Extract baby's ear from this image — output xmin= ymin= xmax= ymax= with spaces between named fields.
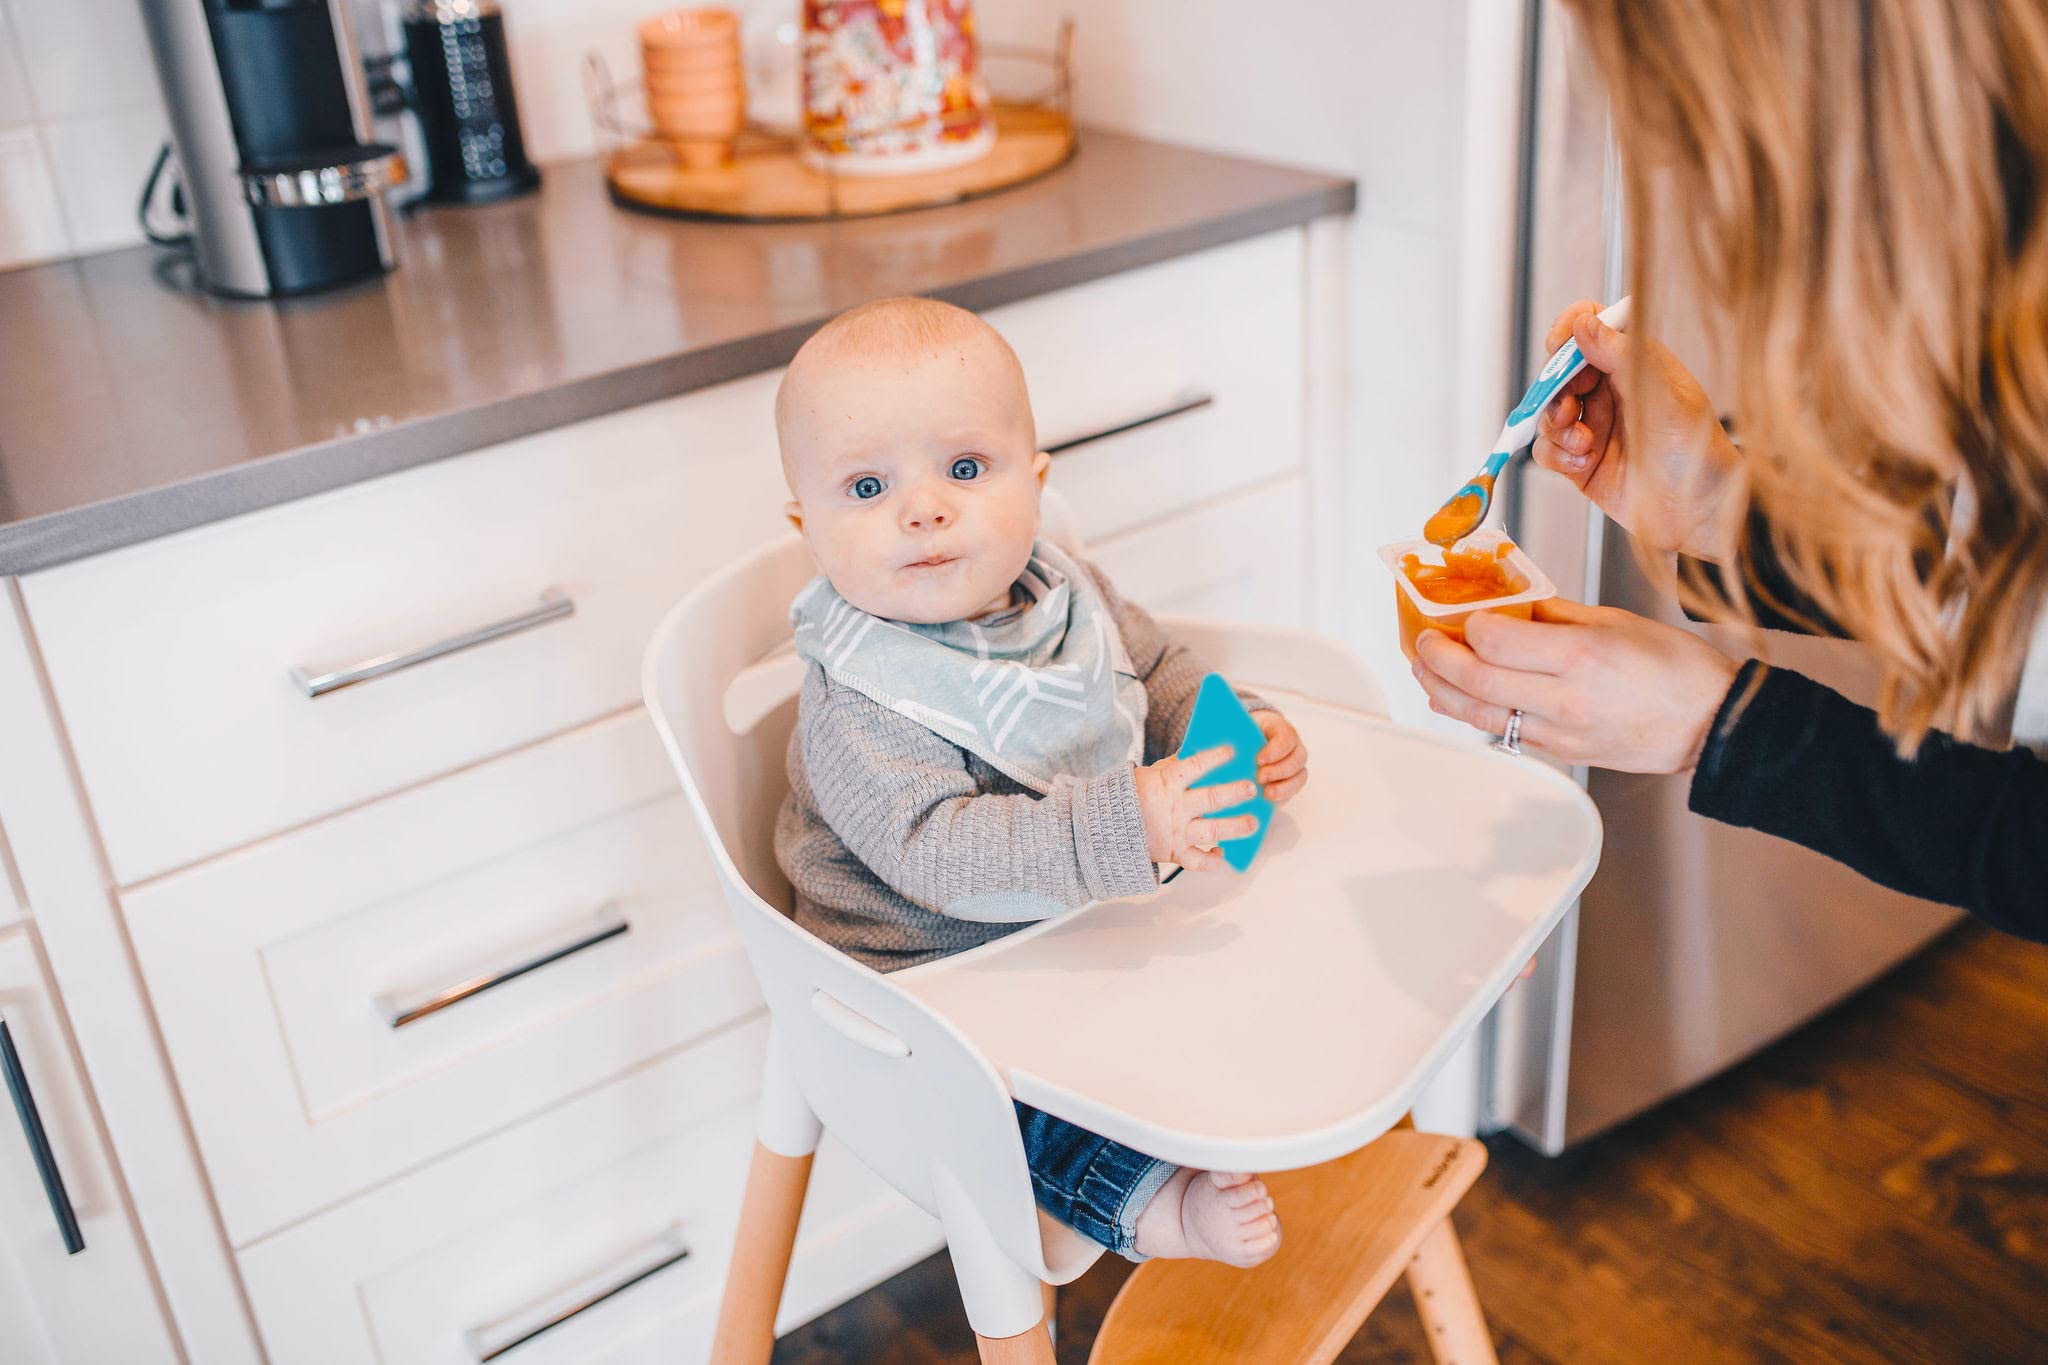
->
xmin=783 ymin=498 xmax=805 ymax=532
xmin=1032 ymin=450 xmax=1051 ymax=486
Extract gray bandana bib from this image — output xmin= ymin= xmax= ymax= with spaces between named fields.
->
xmin=790 ymin=539 xmax=1148 ymax=793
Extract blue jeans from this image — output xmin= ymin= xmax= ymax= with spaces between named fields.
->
xmin=1015 ymin=1103 xmax=1177 ymax=1260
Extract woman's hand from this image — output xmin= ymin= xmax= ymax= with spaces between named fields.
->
xmin=1411 ymin=598 xmax=1743 ymax=774
xmin=1250 ymin=709 xmax=1308 ymax=805
xmin=1533 ymin=300 xmax=1747 ymax=563
xmin=1135 ymin=746 xmax=1261 ymax=870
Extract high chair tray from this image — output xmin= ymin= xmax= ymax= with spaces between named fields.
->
xmin=898 ymin=694 xmax=1602 ymax=1172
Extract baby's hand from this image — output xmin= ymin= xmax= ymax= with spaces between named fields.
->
xmin=1135 ymin=745 xmax=1260 ymax=871
xmin=1251 ymin=710 xmax=1308 ymax=806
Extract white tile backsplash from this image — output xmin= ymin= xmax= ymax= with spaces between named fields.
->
xmin=0 ymin=0 xmax=166 ymax=266
xmin=41 ymin=107 xmax=170 ymax=254
xmin=0 ymin=126 xmax=71 ymax=269
xmin=0 ymin=3 xmax=37 ymax=128
xmin=4 ymin=0 xmax=162 ymax=122
xmin=0 ymin=0 xmax=798 ymax=267
xmin=979 ymin=1 xmax=1466 ymax=231
xmin=503 ymin=5 xmax=642 ymax=165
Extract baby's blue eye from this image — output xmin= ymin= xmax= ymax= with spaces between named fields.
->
xmin=852 ymin=476 xmax=884 ymax=500
xmin=950 ymin=457 xmax=984 ymax=481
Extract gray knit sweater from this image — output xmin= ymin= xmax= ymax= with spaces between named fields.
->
xmin=774 ymin=558 xmax=1262 ymax=971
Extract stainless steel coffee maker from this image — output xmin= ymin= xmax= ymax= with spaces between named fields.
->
xmin=139 ymin=0 xmax=402 ymax=298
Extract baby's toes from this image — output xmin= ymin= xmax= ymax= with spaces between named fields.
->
xmin=1237 ymin=1216 xmax=1282 ymax=1265
xmin=1206 ymin=1170 xmax=1257 ymax=1191
xmin=1217 ymin=1176 xmax=1271 ymax=1210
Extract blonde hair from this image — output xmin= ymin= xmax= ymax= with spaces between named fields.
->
xmin=1565 ymin=0 xmax=2048 ymax=749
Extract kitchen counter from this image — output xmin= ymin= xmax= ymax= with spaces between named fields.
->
xmin=0 ymin=131 xmax=1352 ymax=575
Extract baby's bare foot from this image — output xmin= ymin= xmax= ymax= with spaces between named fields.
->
xmin=1132 ymin=1169 xmax=1281 ymax=1267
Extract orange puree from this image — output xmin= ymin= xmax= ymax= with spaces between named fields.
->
xmin=1401 ymin=540 xmax=1522 ymax=604
xmin=1395 ymin=539 xmax=1533 ymax=662
xmin=1423 ymin=474 xmax=1495 ymax=546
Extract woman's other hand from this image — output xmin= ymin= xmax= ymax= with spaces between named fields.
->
xmin=1411 ymin=598 xmax=1742 ymax=774
xmin=1532 ymin=300 xmax=1747 ymax=563
xmin=1250 ymin=709 xmax=1308 ymax=805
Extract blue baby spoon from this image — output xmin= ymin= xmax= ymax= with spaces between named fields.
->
xmin=1425 ymin=296 xmax=1632 ymax=546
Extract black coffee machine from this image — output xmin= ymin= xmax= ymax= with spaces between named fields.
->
xmin=139 ymin=0 xmax=401 ymax=298
xmin=400 ymin=0 xmax=542 ymax=205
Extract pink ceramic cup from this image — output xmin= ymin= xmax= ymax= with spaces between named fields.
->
xmin=639 ymin=6 xmax=745 ymax=166
xmin=644 ymin=65 xmax=744 ymax=97
xmin=638 ymin=7 xmax=738 ymax=49
xmin=641 ymin=37 xmax=740 ymax=74
xmin=649 ymin=91 xmax=745 ymax=130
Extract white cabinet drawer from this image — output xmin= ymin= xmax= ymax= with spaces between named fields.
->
xmin=993 ymin=230 xmax=1306 ymax=545
xmin=1087 ymin=476 xmax=1310 ymax=628
xmin=21 ymin=369 xmax=789 ymax=884
xmin=237 ymin=1018 xmax=941 ymax=1365
xmin=121 ymin=708 xmax=762 ymax=1244
xmin=0 ymin=927 xmax=178 ymax=1364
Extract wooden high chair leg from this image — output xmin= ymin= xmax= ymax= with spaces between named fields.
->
xmin=1404 ymin=1217 xmax=1496 ymax=1365
xmin=974 ymin=1279 xmax=1056 ymax=1359
xmin=710 ymin=1141 xmax=816 ymax=1364
xmin=935 ymin=1174 xmax=1056 ymax=1364
xmin=975 ymin=1321 xmax=1056 ymax=1364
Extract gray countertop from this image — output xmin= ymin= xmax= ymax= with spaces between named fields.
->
xmin=0 ymin=129 xmax=1352 ymax=575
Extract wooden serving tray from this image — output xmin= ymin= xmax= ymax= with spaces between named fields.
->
xmin=604 ymin=102 xmax=1076 ymax=222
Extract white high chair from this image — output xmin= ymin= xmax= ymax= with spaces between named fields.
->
xmin=642 ymin=495 xmax=1602 ymax=1363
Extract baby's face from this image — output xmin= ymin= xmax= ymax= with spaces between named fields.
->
xmin=781 ymin=338 xmax=1049 ymax=623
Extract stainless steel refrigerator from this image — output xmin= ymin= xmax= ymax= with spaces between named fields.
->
xmin=1482 ymin=1 xmax=1963 ymax=1154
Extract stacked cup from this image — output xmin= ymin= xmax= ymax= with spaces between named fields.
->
xmin=640 ymin=7 xmax=746 ymax=170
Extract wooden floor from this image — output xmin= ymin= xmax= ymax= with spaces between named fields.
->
xmin=774 ymin=923 xmax=2048 ymax=1363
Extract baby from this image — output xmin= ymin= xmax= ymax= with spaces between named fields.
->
xmin=771 ymin=297 xmax=1309 ymax=1267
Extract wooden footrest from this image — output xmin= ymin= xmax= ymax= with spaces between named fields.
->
xmin=1089 ymin=1131 xmax=1488 ymax=1365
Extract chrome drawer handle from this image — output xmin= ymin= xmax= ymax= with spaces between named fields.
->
xmin=379 ymin=911 xmax=630 ymax=1029
xmin=1 ymin=1018 xmax=85 ymax=1255
xmin=465 ymin=1226 xmax=691 ymax=1362
xmin=291 ymin=590 xmax=575 ymax=699
xmin=1044 ymin=392 xmax=1216 ymax=457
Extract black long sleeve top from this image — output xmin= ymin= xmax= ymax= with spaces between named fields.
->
xmin=1688 ymin=660 xmax=2048 ymax=942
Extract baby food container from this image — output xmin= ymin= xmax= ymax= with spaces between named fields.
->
xmin=1378 ymin=530 xmax=1558 ymax=662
